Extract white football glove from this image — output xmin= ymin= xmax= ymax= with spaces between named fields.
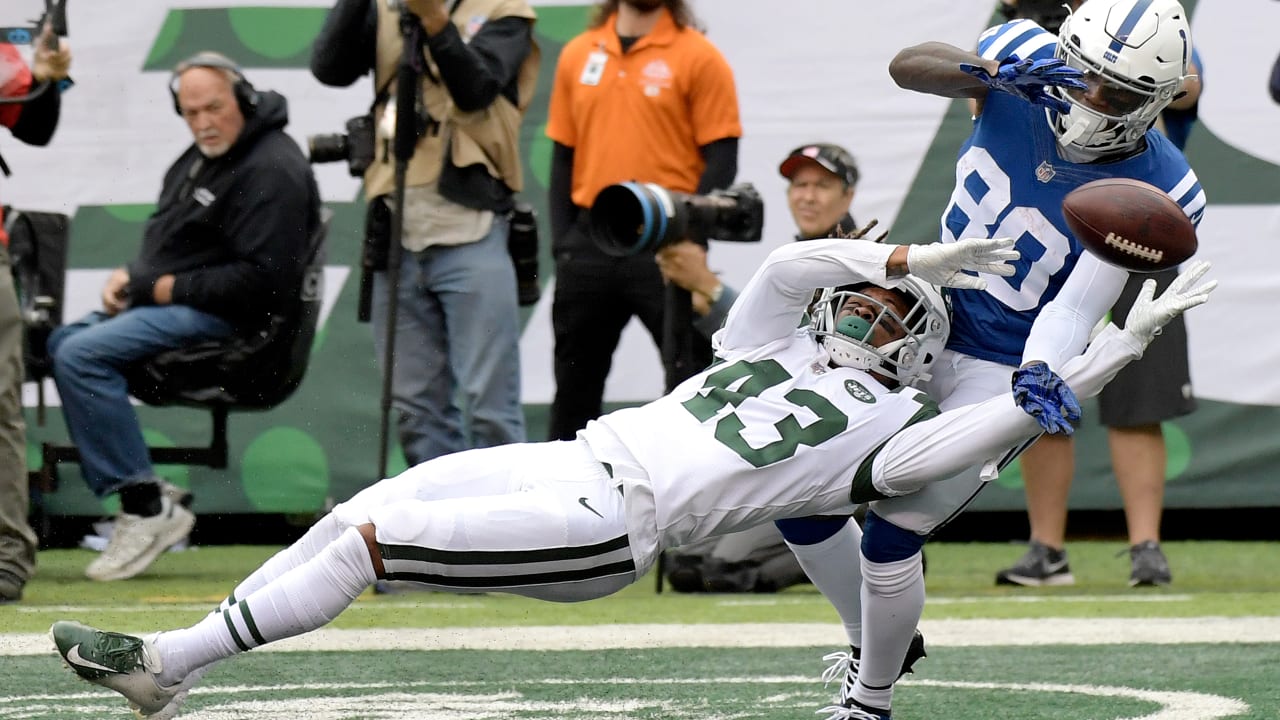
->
xmin=905 ymin=237 xmax=1020 ymax=290
xmin=1123 ymin=259 xmax=1217 ymax=346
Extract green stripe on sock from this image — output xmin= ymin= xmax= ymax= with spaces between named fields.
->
xmin=222 ymin=607 xmax=250 ymax=652
xmin=238 ymin=600 xmax=266 ymax=646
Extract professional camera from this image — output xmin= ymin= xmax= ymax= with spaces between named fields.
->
xmin=588 ymin=182 xmax=764 ymax=257
xmin=508 ymin=202 xmax=542 ymax=306
xmin=308 ymin=114 xmax=376 ymax=177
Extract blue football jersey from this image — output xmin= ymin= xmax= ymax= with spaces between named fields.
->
xmin=941 ymin=21 xmax=1206 ymax=366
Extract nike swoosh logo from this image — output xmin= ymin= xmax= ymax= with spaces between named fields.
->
xmin=578 ymin=497 xmax=603 ymax=519
xmin=65 ymin=644 xmax=120 ymax=674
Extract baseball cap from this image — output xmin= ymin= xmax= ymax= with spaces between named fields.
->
xmin=778 ymin=143 xmax=859 ymax=187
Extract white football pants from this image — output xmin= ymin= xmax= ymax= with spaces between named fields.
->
xmin=332 ymin=439 xmax=638 ymax=602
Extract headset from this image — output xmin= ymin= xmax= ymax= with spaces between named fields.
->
xmin=168 ymin=51 xmax=260 ymax=117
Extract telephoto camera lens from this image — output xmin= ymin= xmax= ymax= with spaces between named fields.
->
xmin=588 ymin=181 xmax=764 ymax=256
xmin=307 ymin=133 xmax=350 ymax=165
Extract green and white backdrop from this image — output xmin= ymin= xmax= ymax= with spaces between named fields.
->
xmin=2 ymin=0 xmax=1275 ymax=517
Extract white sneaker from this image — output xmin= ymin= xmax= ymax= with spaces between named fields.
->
xmin=86 ymin=496 xmax=195 ymax=582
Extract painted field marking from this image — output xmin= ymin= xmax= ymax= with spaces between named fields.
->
xmin=716 ymin=594 xmax=1195 ymax=606
xmin=0 ymin=678 xmax=1249 ymax=720
xmin=4 ymin=617 xmax=1278 ymax=656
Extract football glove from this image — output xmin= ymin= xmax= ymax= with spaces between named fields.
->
xmin=905 ymin=237 xmax=1020 ymax=291
xmin=1012 ymin=361 xmax=1082 ymax=435
xmin=959 ymin=55 xmax=1087 ymax=115
xmin=1123 ymin=259 xmax=1217 ymax=346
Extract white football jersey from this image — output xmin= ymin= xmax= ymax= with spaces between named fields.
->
xmin=585 ymin=329 xmax=938 ymax=548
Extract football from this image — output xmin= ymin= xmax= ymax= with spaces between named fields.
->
xmin=1061 ymin=178 xmax=1197 ymax=273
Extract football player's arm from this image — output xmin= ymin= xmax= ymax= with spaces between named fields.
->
xmin=716 ymin=239 xmax=897 ymax=352
xmin=866 ymin=324 xmax=1146 ymax=500
xmin=889 ymin=42 xmax=994 ymax=100
xmin=1020 ymin=250 xmax=1127 ymax=370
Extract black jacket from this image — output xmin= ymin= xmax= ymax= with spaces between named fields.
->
xmin=127 ymin=91 xmax=321 ymax=328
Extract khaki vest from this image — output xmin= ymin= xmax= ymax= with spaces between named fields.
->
xmin=365 ymin=0 xmax=538 ymax=200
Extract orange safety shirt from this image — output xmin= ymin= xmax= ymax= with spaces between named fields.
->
xmin=547 ymin=9 xmax=742 ymax=209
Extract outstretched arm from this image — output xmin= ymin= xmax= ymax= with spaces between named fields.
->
xmin=889 ymin=42 xmax=996 ymax=99
xmin=864 ymin=262 xmax=1216 ymax=501
xmin=718 ymin=236 xmax=1018 ymax=354
xmin=890 ymin=40 xmax=1085 ymax=115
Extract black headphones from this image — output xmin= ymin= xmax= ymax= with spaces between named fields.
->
xmin=169 ymin=51 xmax=260 ymax=117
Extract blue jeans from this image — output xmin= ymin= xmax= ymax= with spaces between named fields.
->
xmin=48 ymin=307 xmax=234 ymax=498
xmin=371 ymin=216 xmax=525 ymax=466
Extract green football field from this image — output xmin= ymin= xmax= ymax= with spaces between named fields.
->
xmin=3 ymin=541 xmax=1278 ymax=719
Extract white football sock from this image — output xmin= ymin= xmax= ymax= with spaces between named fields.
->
xmin=784 ymin=517 xmax=863 ymax=646
xmin=216 ymin=513 xmax=348 ymax=612
xmin=154 ymin=525 xmax=377 ymax=686
xmin=854 ymin=551 xmax=925 ymax=711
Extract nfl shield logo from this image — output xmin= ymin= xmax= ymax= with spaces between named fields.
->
xmin=1035 ymin=161 xmax=1056 ymax=183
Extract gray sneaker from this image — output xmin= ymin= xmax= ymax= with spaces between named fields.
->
xmin=1128 ymin=540 xmax=1172 ymax=587
xmin=0 ymin=569 xmax=23 ymax=604
xmin=995 ymin=541 xmax=1075 ymax=587
xmin=85 ymin=495 xmax=195 ymax=582
xmin=50 ymin=620 xmax=177 ymax=716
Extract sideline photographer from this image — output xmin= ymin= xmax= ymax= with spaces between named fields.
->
xmin=0 ymin=19 xmax=71 ymax=603
xmin=310 ymin=0 xmax=538 ymax=467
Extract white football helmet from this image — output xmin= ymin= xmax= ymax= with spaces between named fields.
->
xmin=809 ymin=277 xmax=950 ymax=388
xmin=1049 ymin=0 xmax=1192 ymax=161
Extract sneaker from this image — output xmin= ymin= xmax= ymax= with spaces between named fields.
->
xmin=50 ymin=620 xmax=178 ymax=716
xmin=1128 ymin=540 xmax=1172 ymax=587
xmin=816 ymin=698 xmax=891 ymax=720
xmin=159 ymin=479 xmax=194 ymax=509
xmin=821 ymin=629 xmax=926 ymax=706
xmin=85 ymin=495 xmax=195 ymax=582
xmin=0 ymin=569 xmax=24 ymax=604
xmin=995 ymin=541 xmax=1075 ymax=587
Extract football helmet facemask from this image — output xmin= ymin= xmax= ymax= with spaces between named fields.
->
xmin=1048 ymin=0 xmax=1191 ymax=161
xmin=810 ymin=277 xmax=950 ymax=388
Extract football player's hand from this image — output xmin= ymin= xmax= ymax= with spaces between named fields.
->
xmin=959 ymin=55 xmax=1087 ymax=114
xmin=905 ymin=237 xmax=1019 ymax=290
xmin=1123 ymin=259 xmax=1216 ymax=345
xmin=1012 ymin=361 xmax=1081 ymax=435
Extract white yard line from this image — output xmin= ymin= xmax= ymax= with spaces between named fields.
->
xmin=4 ymin=616 xmax=1278 ymax=656
xmin=0 ymin=678 xmax=1250 ymax=720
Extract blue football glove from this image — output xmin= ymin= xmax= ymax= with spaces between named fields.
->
xmin=959 ymin=54 xmax=1088 ymax=115
xmin=1011 ymin=361 xmax=1082 ymax=435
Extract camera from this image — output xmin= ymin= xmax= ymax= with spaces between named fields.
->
xmin=508 ymin=202 xmax=541 ymax=307
xmin=588 ymin=181 xmax=764 ymax=256
xmin=308 ymin=114 xmax=376 ymax=177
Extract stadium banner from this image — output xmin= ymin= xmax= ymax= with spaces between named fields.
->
xmin=1 ymin=0 xmax=1275 ymax=515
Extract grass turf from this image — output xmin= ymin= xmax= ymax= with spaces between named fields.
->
xmin=3 ymin=540 xmax=1278 ymax=633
